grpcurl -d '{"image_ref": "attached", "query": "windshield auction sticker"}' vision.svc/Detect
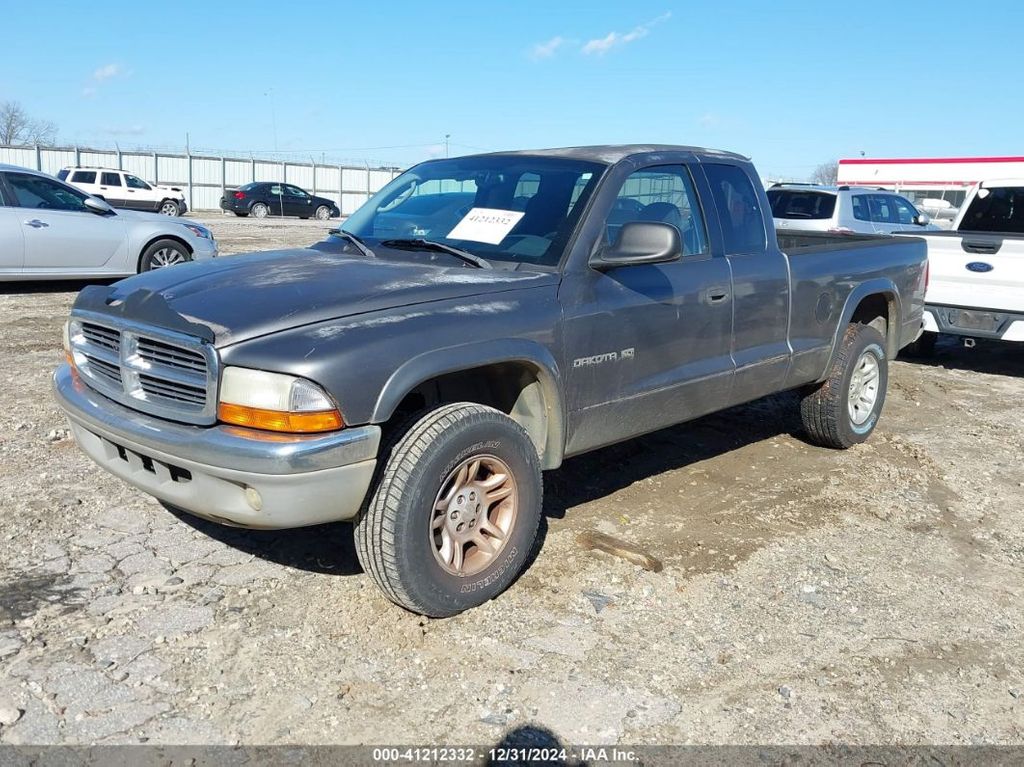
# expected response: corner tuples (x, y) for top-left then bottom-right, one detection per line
(446, 208), (525, 245)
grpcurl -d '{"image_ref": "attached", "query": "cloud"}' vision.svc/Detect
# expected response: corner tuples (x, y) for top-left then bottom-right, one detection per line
(103, 125), (146, 136)
(582, 12), (671, 56)
(698, 113), (720, 129)
(530, 36), (566, 60)
(82, 63), (127, 97)
(93, 63), (123, 82)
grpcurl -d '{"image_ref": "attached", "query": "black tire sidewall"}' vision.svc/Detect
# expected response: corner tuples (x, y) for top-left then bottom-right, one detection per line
(140, 239), (190, 273)
(838, 330), (887, 444)
(389, 414), (541, 616)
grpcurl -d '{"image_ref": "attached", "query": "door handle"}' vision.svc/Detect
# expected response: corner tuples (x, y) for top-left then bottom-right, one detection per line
(703, 286), (730, 304)
(962, 240), (1001, 255)
(24, 219), (49, 228)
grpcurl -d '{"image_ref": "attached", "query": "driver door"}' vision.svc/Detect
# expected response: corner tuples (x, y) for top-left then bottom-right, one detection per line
(2, 172), (126, 272)
(283, 185), (313, 217)
(560, 164), (735, 455)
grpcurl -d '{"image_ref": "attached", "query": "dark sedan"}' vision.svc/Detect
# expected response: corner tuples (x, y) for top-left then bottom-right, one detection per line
(220, 182), (340, 220)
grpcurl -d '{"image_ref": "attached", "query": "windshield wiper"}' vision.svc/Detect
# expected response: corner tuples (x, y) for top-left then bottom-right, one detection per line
(329, 229), (376, 258)
(380, 238), (492, 269)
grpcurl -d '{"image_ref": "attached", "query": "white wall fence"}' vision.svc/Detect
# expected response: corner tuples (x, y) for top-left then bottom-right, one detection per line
(0, 144), (403, 214)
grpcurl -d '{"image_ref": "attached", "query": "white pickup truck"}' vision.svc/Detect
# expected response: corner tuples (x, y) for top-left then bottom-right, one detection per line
(901, 179), (1024, 353)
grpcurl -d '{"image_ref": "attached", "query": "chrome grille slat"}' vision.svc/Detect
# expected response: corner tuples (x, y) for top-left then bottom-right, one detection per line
(69, 313), (219, 426)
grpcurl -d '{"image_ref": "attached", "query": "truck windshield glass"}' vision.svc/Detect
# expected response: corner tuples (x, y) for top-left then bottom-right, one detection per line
(767, 190), (836, 220)
(340, 156), (605, 267)
(960, 186), (1024, 233)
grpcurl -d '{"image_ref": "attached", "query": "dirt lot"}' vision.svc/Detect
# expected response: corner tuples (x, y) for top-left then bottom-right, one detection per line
(1, 214), (1022, 747)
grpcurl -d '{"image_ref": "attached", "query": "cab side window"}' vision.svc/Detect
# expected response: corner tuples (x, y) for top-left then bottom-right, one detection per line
(704, 164), (766, 254)
(269, 184), (283, 196)
(71, 171), (97, 184)
(891, 196), (917, 225)
(605, 165), (708, 256)
(285, 185), (309, 198)
(101, 172), (122, 187)
(125, 174), (150, 190)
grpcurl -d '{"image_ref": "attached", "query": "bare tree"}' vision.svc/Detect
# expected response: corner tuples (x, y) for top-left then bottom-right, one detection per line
(811, 159), (839, 186)
(0, 101), (57, 146)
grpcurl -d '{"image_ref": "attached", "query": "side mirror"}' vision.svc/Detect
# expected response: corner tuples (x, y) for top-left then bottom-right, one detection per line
(913, 213), (930, 226)
(84, 196), (113, 215)
(592, 221), (681, 269)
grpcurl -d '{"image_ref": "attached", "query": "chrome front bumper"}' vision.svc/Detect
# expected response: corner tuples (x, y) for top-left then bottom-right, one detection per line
(53, 364), (380, 528)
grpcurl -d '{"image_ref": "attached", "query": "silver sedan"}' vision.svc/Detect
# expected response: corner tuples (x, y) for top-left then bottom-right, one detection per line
(0, 164), (217, 280)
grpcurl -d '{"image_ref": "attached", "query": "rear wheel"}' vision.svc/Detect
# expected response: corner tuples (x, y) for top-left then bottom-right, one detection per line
(159, 199), (182, 216)
(251, 202), (269, 219)
(800, 324), (888, 449)
(354, 403), (543, 617)
(139, 239), (191, 272)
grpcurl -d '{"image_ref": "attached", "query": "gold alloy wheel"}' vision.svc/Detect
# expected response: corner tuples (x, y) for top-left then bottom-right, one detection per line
(430, 454), (518, 576)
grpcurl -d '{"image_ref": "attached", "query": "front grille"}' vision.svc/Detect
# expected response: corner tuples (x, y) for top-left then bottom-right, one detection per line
(136, 337), (207, 373)
(69, 314), (218, 425)
(138, 373), (207, 405)
(84, 355), (122, 385)
(82, 323), (120, 354)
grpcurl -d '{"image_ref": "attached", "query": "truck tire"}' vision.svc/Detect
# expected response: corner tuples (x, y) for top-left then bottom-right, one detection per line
(901, 330), (937, 358)
(799, 324), (888, 449)
(354, 403), (542, 617)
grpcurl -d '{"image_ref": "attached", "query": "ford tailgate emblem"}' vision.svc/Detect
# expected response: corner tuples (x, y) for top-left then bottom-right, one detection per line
(966, 262), (993, 273)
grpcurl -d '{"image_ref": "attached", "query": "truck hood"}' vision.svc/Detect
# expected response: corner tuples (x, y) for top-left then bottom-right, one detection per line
(86, 248), (559, 347)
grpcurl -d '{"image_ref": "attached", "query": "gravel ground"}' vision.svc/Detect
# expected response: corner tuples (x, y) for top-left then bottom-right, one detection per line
(1, 214), (1022, 746)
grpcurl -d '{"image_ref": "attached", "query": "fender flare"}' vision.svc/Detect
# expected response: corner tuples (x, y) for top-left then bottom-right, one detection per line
(372, 339), (566, 469)
(820, 279), (902, 378)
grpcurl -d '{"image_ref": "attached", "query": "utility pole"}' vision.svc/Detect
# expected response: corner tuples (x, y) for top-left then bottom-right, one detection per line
(444, 134), (450, 158)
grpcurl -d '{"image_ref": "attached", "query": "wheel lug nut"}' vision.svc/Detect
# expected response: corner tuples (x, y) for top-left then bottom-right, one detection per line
(457, 495), (464, 504)
(470, 492), (476, 500)
(450, 511), (459, 520)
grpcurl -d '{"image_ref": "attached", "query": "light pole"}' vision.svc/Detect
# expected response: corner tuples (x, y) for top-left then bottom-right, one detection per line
(444, 134), (450, 158)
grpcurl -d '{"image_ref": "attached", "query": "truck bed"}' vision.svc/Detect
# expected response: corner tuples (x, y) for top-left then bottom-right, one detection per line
(778, 230), (910, 254)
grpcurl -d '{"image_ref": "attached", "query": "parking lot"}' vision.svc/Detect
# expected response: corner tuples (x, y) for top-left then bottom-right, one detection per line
(1, 214), (1022, 746)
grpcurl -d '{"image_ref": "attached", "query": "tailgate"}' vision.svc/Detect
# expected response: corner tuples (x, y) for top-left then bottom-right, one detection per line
(918, 232), (1024, 312)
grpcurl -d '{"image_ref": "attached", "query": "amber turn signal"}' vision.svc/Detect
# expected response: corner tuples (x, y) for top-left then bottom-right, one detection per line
(217, 403), (343, 433)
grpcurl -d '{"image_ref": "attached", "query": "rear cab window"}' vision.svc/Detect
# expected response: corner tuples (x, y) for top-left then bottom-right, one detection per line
(959, 186), (1024, 233)
(767, 190), (836, 220)
(704, 164), (767, 254)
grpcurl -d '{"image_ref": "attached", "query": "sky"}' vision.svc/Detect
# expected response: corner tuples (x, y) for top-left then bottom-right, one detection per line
(1, 0), (1022, 179)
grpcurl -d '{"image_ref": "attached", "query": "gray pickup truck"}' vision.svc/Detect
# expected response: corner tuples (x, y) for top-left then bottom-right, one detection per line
(54, 145), (927, 616)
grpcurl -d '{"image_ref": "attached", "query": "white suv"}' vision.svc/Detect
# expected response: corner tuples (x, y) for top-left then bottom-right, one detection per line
(58, 167), (187, 216)
(767, 184), (939, 235)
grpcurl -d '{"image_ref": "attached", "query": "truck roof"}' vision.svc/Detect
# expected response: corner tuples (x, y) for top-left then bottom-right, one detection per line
(470, 144), (749, 164)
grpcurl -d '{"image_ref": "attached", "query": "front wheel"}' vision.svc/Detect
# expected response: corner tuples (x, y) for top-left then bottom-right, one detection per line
(800, 324), (888, 449)
(315, 205), (332, 220)
(139, 239), (191, 272)
(354, 403), (543, 617)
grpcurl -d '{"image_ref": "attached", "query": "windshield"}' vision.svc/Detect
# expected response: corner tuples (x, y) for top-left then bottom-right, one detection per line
(339, 156), (605, 267)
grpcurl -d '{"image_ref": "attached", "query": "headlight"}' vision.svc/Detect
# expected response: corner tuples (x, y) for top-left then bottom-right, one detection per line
(182, 223), (213, 240)
(217, 367), (343, 433)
